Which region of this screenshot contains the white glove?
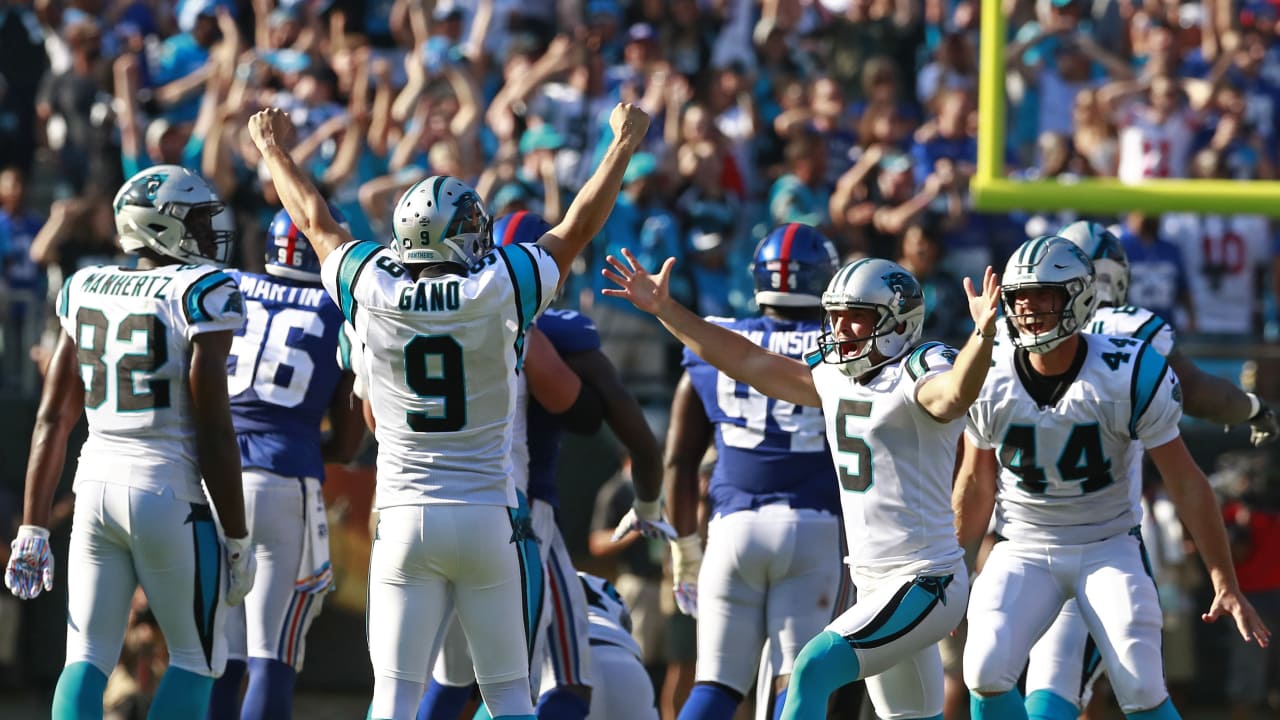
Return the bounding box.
[5,525,55,600]
[611,498,677,542]
[670,534,702,618]
[1246,393,1279,447]
[224,535,257,607]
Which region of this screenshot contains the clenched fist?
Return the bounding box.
[248,108,297,152]
[609,103,650,146]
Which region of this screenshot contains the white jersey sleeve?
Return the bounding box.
[1128,340,1183,449]
[1086,306,1175,357]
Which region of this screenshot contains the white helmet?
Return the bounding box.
[816,258,926,377]
[113,165,234,266]
[391,175,493,267]
[1056,220,1130,307]
[1001,235,1098,354]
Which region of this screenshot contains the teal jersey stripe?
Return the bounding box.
[1133,315,1166,343]
[502,245,544,326]
[906,341,942,381]
[1129,342,1170,438]
[336,241,383,321]
[337,324,352,370]
[57,275,73,318]
[183,272,233,324]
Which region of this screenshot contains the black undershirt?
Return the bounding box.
[1014,337,1089,408]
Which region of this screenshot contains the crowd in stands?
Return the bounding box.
[1,0,1279,715]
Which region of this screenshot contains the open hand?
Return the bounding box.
[1204,586,1271,647]
[964,265,1000,337]
[601,248,675,316]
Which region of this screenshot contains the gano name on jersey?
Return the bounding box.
[966,336,1183,545]
[57,263,245,502]
[321,240,559,509]
[225,271,348,480]
[805,341,965,578]
[686,316,838,517]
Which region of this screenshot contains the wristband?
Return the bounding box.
[975,327,996,340]
[634,497,662,521]
[17,525,50,540]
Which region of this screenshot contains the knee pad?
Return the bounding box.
[52,662,109,720]
[1025,690,1078,720]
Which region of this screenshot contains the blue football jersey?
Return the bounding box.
[685,316,839,516]
[526,308,602,507]
[226,271,348,479]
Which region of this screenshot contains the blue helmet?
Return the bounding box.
[750,223,840,307]
[494,210,552,246]
[265,205,348,282]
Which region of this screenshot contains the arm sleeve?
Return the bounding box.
[180,269,246,339]
[320,240,404,328]
[1130,342,1184,448]
[497,243,561,328]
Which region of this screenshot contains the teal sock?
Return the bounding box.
[1126,698,1181,720]
[779,631,861,720]
[1025,690,1079,720]
[473,705,492,720]
[971,689,1028,720]
[148,666,214,720]
[52,661,108,720]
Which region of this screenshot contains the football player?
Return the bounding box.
[1007,221,1279,720]
[602,249,1002,720]
[249,103,652,720]
[562,573,659,720]
[5,165,255,718]
[665,224,844,720]
[207,207,367,720]
[956,236,1270,720]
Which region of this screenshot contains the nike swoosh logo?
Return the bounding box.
[1053,264,1069,269]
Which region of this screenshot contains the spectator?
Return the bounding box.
[151,0,224,124]
[917,30,977,111]
[0,167,47,396]
[1100,72,1212,182]
[1160,149,1276,339]
[1118,210,1197,330]
[0,0,51,175]
[36,19,120,197]
[1071,88,1120,176]
[768,133,829,230]
[910,88,977,187]
[896,219,968,346]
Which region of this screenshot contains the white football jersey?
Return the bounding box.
[1116,104,1194,182]
[321,240,559,509]
[966,335,1183,545]
[56,263,246,502]
[806,342,966,579]
[1086,306,1175,356]
[579,573,642,661]
[1160,213,1272,335]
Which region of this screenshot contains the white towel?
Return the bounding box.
[295,477,334,595]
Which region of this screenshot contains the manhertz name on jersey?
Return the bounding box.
[686,316,839,517]
[806,341,965,578]
[57,263,246,502]
[226,271,347,480]
[966,335,1183,545]
[320,240,560,509]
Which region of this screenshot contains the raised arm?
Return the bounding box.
[602,249,820,407]
[537,103,650,284]
[916,266,1000,421]
[249,108,355,262]
[1148,437,1270,647]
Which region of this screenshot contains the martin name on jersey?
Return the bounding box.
[966,335,1183,546]
[320,240,560,509]
[57,263,245,502]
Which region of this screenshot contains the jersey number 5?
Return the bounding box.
[835,399,873,493]
[403,335,466,432]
